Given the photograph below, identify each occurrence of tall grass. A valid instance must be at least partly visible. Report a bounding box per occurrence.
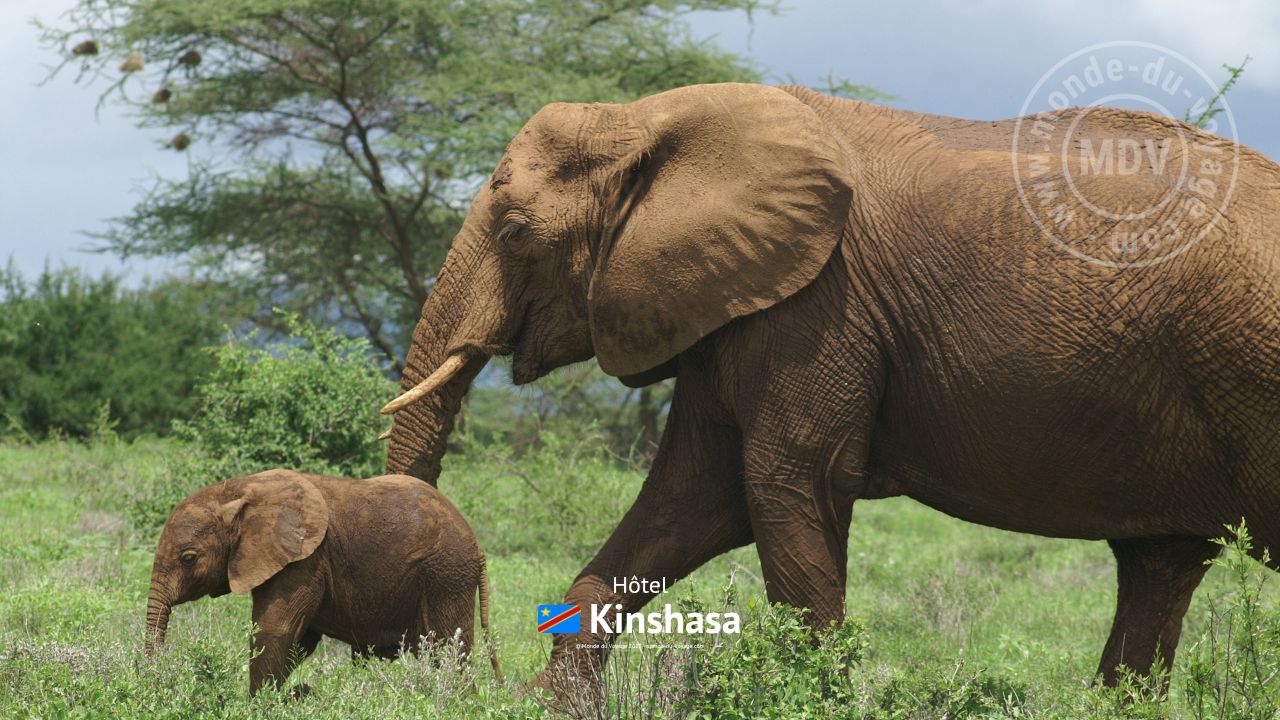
[4,437,1280,718]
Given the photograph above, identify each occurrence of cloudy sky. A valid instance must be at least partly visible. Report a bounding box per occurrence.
[2,0,1277,283]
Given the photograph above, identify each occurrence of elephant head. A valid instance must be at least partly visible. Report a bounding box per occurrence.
[384,83,854,482]
[145,470,329,656]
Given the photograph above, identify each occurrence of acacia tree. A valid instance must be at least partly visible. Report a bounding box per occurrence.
[41,0,768,370]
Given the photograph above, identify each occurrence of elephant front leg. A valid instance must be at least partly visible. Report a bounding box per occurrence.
[248,575,322,696]
[740,366,877,634]
[249,627,316,696]
[535,381,753,698]
[1099,536,1219,687]
[743,457,860,633]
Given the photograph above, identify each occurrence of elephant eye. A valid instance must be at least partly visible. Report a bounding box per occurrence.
[180,551,198,565]
[496,221,523,248]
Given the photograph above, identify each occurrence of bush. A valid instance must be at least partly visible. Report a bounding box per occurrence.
[174,313,393,477]
[1182,522,1280,719]
[677,595,1036,720]
[0,263,234,440]
[683,602,869,720]
[129,314,393,532]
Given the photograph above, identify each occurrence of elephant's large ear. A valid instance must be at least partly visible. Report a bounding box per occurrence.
[588,83,853,377]
[220,470,328,594]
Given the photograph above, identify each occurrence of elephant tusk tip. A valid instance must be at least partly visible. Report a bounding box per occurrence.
[380,353,469,415]
[377,428,392,440]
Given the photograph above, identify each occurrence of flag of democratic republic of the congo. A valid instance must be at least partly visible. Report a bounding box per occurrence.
[537,604,580,634]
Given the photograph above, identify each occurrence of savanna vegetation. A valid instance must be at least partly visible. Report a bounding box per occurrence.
[4,0,1272,717]
[0,263,244,441]
[4,322,1280,719]
[5,433,1280,718]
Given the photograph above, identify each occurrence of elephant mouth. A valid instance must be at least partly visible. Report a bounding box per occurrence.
[505,308,545,385]
[512,358,541,385]
[510,331,542,385]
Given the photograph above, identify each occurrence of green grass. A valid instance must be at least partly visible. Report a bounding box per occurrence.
[3,436,1280,718]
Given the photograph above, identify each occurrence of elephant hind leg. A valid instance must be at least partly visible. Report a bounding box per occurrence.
[1098,536,1219,686]
[421,589,477,658]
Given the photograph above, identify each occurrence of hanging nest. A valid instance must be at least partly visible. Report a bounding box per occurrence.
[170,133,191,151]
[153,88,172,104]
[178,50,202,68]
[71,40,99,56]
[120,51,144,73]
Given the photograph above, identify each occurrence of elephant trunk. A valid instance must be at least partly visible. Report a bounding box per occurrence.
[145,592,171,658]
[385,234,497,484]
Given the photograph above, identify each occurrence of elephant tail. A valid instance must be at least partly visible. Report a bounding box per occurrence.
[478,547,502,683]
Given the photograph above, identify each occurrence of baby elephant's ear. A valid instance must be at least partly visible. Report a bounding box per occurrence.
[221,470,329,594]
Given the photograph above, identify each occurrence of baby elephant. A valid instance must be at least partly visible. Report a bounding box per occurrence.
[144,469,499,694]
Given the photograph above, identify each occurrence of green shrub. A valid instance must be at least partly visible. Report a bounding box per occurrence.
[0,263,234,441]
[174,313,393,477]
[864,665,1031,720]
[129,314,393,532]
[682,601,869,720]
[127,457,204,537]
[1183,522,1280,719]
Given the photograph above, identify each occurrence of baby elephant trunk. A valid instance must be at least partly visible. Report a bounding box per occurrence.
[145,592,171,658]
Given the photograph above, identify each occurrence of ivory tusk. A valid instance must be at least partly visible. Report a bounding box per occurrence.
[377,427,392,441]
[380,353,468,414]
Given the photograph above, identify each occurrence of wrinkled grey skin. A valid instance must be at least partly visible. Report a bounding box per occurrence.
[381,82,1280,697]
[146,470,497,695]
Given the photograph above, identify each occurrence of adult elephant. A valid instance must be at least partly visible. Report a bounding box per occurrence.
[380,82,1280,691]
